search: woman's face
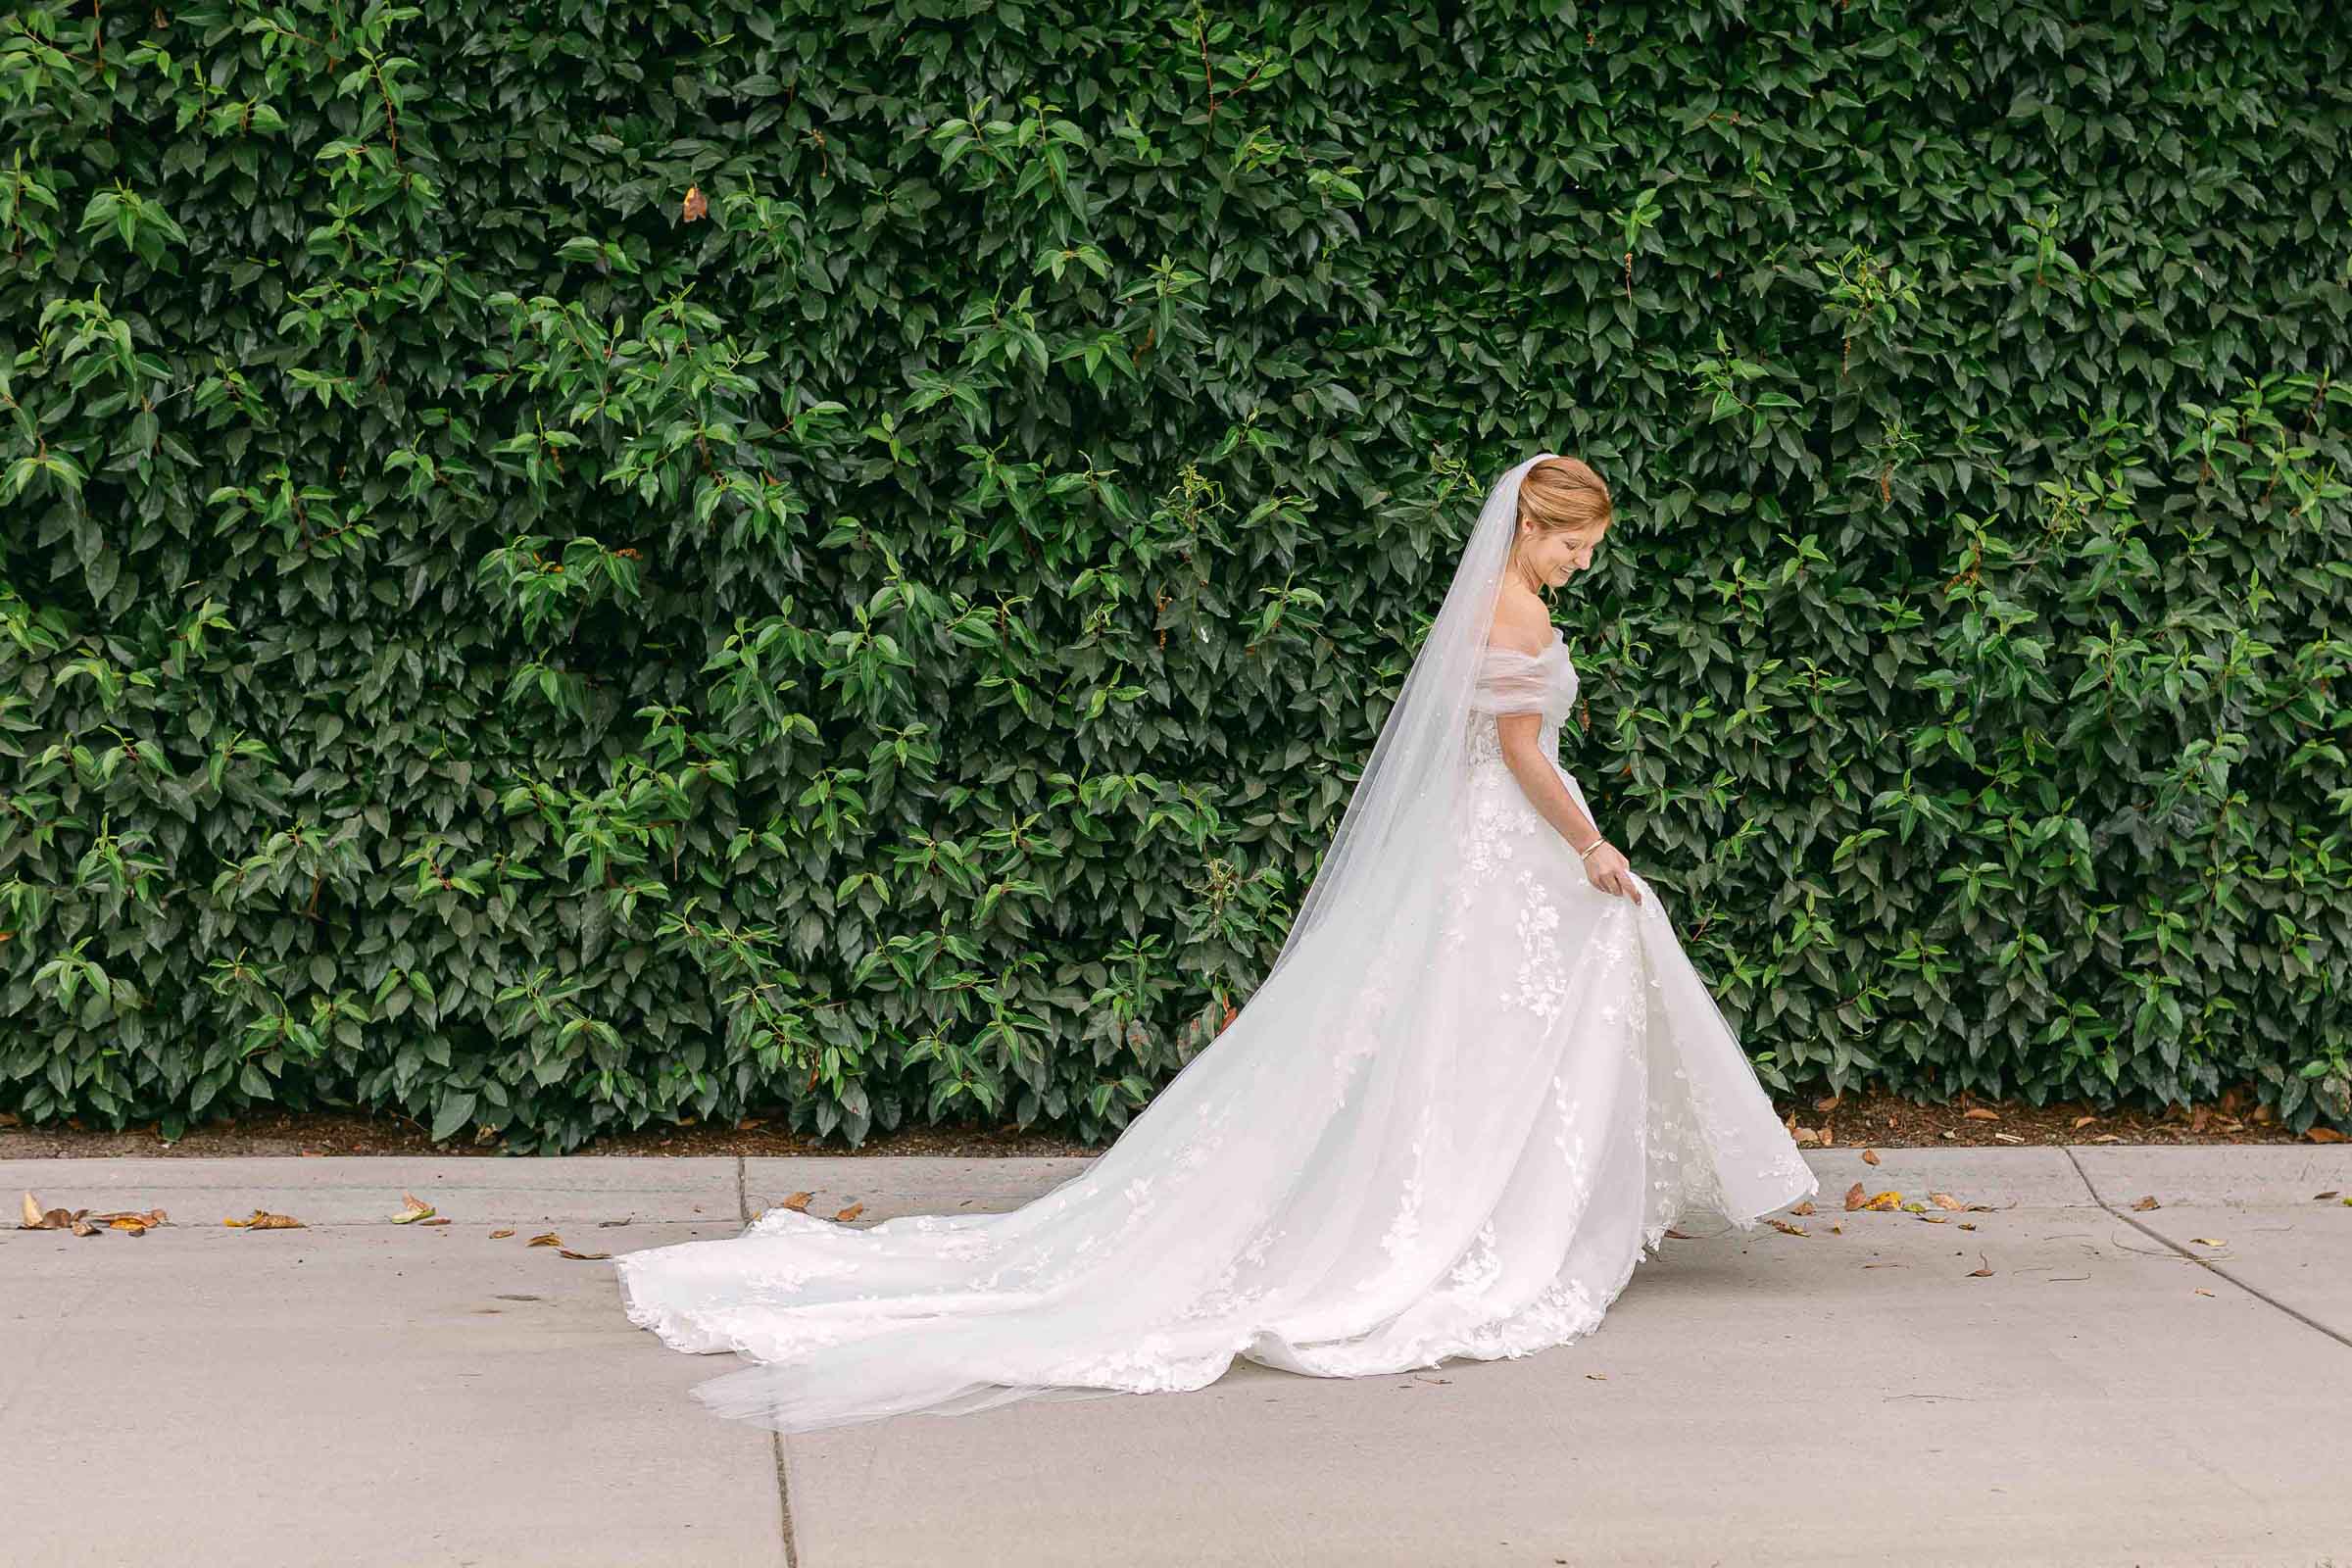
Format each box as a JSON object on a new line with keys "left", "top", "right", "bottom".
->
{"left": 1516, "top": 518, "right": 1608, "bottom": 587}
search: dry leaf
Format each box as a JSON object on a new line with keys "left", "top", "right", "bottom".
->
{"left": 225, "top": 1209, "right": 304, "bottom": 1229}
{"left": 1788, "top": 1200, "right": 1815, "bottom": 1215}
{"left": 1767, "top": 1217, "right": 1806, "bottom": 1236}
{"left": 1966, "top": 1255, "right": 1994, "bottom": 1277}
{"left": 2070, "top": 1113, "right": 2101, "bottom": 1129}
{"left": 1958, "top": 1222, "right": 1977, "bottom": 1231}
{"left": 833, "top": 1202, "right": 865, "bottom": 1223}
{"left": 2193, "top": 1288, "right": 2214, "bottom": 1297}
{"left": 1864, "top": 1190, "right": 1903, "bottom": 1211}
{"left": 390, "top": 1193, "right": 437, "bottom": 1224}
{"left": 736, "top": 1117, "right": 764, "bottom": 1131}
{"left": 1991, "top": 1132, "right": 2026, "bottom": 1145}
{"left": 2189, "top": 1236, "right": 2226, "bottom": 1247}
{"left": 527, "top": 1232, "right": 564, "bottom": 1248}
{"left": 2132, "top": 1195, "right": 2161, "bottom": 1211}
{"left": 1843, "top": 1181, "right": 1868, "bottom": 1211}
{"left": 779, "top": 1192, "right": 814, "bottom": 1212}
{"left": 2306, "top": 1126, "right": 2347, "bottom": 1144}
{"left": 557, "top": 1248, "right": 612, "bottom": 1260}
{"left": 418, "top": 1217, "right": 450, "bottom": 1226}
{"left": 20, "top": 1191, "right": 43, "bottom": 1228}
{"left": 488, "top": 1228, "right": 515, "bottom": 1239}
{"left": 1860, "top": 1149, "right": 1880, "bottom": 1165}
{"left": 681, "top": 184, "right": 707, "bottom": 221}
{"left": 2089, "top": 1133, "right": 2122, "bottom": 1144}
{"left": 1963, "top": 1108, "right": 2001, "bottom": 1122}
{"left": 1928, "top": 1191, "right": 1966, "bottom": 1209}
{"left": 2311, "top": 1191, "right": 2339, "bottom": 1201}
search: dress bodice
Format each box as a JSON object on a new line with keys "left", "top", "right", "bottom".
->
{"left": 1465, "top": 634, "right": 1578, "bottom": 768}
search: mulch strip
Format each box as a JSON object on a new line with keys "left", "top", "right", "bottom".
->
{"left": 1, "top": 1085, "right": 2338, "bottom": 1158}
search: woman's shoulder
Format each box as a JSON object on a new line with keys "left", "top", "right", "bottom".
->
{"left": 1484, "top": 614, "right": 1560, "bottom": 660}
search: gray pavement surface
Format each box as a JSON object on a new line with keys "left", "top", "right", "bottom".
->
{"left": 4, "top": 1147, "right": 2348, "bottom": 1567}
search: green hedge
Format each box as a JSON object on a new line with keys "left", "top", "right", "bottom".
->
{"left": 3, "top": 2, "right": 2348, "bottom": 1152}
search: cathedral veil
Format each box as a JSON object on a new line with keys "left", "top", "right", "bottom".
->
{"left": 1259, "top": 451, "right": 1557, "bottom": 987}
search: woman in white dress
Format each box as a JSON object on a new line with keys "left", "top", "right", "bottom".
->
{"left": 614, "top": 451, "right": 1819, "bottom": 1435}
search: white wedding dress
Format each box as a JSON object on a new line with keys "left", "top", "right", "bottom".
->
{"left": 614, "top": 585, "right": 1820, "bottom": 1434}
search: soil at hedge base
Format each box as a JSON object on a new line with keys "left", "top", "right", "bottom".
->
{"left": 1, "top": 1085, "right": 2338, "bottom": 1158}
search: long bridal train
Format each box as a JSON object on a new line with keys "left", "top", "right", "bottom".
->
{"left": 614, "top": 739, "right": 1818, "bottom": 1435}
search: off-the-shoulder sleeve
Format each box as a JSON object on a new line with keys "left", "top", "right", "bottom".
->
{"left": 1470, "top": 648, "right": 1553, "bottom": 715}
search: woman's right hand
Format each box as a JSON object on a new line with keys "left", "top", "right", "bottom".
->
{"left": 1580, "top": 839, "right": 1642, "bottom": 903}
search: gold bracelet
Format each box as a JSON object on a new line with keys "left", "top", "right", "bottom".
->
{"left": 1578, "top": 837, "right": 1607, "bottom": 860}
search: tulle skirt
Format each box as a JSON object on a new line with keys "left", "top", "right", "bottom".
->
{"left": 614, "top": 758, "right": 1818, "bottom": 1434}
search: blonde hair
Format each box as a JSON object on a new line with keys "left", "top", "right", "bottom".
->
{"left": 1515, "top": 455, "right": 1612, "bottom": 536}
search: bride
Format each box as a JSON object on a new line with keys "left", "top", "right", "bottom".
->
{"left": 614, "top": 451, "right": 1819, "bottom": 1435}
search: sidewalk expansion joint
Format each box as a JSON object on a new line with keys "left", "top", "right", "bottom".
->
{"left": 2060, "top": 1146, "right": 2352, "bottom": 1355}
{"left": 733, "top": 1154, "right": 799, "bottom": 1568}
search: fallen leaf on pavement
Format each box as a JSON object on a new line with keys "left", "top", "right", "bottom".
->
{"left": 2189, "top": 1236, "right": 2226, "bottom": 1247}
{"left": 1928, "top": 1191, "right": 1967, "bottom": 1209}
{"left": 2132, "top": 1195, "right": 2161, "bottom": 1210}
{"left": 778, "top": 1192, "right": 814, "bottom": 1212}
{"left": 1767, "top": 1218, "right": 1806, "bottom": 1236}
{"left": 390, "top": 1194, "right": 437, "bottom": 1224}
{"left": 527, "top": 1232, "right": 563, "bottom": 1248}
{"left": 834, "top": 1202, "right": 865, "bottom": 1223}
{"left": 1966, "top": 1256, "right": 1994, "bottom": 1277}
{"left": 20, "top": 1194, "right": 83, "bottom": 1231}
{"left": 1859, "top": 1149, "right": 1880, "bottom": 1165}
{"left": 225, "top": 1209, "right": 304, "bottom": 1229}
{"left": 557, "top": 1248, "right": 612, "bottom": 1260}
{"left": 488, "top": 1229, "right": 515, "bottom": 1239}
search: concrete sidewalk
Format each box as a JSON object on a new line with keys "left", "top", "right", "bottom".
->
{"left": 4, "top": 1147, "right": 2347, "bottom": 1567}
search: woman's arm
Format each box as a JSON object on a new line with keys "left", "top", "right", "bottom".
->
{"left": 1496, "top": 712, "right": 1599, "bottom": 849}
{"left": 1495, "top": 712, "right": 1642, "bottom": 902}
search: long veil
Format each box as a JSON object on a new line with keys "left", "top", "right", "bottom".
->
{"left": 618, "top": 452, "right": 1619, "bottom": 1434}
{"left": 1260, "top": 450, "right": 1555, "bottom": 983}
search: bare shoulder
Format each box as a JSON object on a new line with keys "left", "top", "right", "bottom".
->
{"left": 1485, "top": 590, "right": 1555, "bottom": 658}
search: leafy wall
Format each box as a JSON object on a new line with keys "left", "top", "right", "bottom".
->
{"left": 3, "top": 1, "right": 2348, "bottom": 1152}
